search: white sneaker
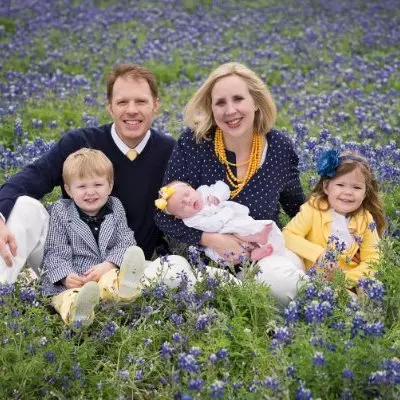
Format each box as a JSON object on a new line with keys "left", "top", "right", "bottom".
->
{"left": 71, "top": 281, "right": 100, "bottom": 327}
{"left": 118, "top": 246, "right": 146, "bottom": 301}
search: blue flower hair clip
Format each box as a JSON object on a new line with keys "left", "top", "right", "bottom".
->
{"left": 316, "top": 149, "right": 340, "bottom": 177}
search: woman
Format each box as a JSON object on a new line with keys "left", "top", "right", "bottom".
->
{"left": 155, "top": 62, "right": 306, "bottom": 305}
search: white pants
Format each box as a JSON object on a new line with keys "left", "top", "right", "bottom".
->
{"left": 143, "top": 251, "right": 307, "bottom": 307}
{"left": 0, "top": 196, "right": 49, "bottom": 283}
{"left": 0, "top": 196, "right": 306, "bottom": 306}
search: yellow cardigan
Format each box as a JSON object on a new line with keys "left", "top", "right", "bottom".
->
{"left": 282, "top": 200, "right": 380, "bottom": 284}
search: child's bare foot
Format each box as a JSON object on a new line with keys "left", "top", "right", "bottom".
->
{"left": 239, "top": 223, "right": 273, "bottom": 245}
{"left": 250, "top": 243, "right": 274, "bottom": 261}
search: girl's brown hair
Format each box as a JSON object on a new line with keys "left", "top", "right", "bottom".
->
{"left": 310, "top": 151, "right": 386, "bottom": 236}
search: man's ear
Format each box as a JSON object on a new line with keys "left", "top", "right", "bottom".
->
{"left": 153, "top": 97, "right": 160, "bottom": 114}
{"left": 106, "top": 102, "right": 113, "bottom": 117}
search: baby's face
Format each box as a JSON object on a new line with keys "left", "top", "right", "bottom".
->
{"left": 166, "top": 184, "right": 203, "bottom": 219}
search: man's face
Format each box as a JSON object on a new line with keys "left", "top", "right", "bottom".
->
{"left": 107, "top": 77, "right": 159, "bottom": 148}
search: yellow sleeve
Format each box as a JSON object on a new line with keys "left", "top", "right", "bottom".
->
{"left": 283, "top": 202, "right": 325, "bottom": 263}
{"left": 345, "top": 214, "right": 380, "bottom": 283}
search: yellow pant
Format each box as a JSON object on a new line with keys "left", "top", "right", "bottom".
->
{"left": 52, "top": 268, "right": 140, "bottom": 325}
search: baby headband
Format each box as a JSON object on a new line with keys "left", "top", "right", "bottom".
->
{"left": 316, "top": 149, "right": 365, "bottom": 178}
{"left": 155, "top": 185, "right": 175, "bottom": 211}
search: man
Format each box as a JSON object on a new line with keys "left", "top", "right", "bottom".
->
{"left": 0, "top": 64, "right": 176, "bottom": 283}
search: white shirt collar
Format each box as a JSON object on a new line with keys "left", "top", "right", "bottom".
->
{"left": 111, "top": 123, "right": 151, "bottom": 155}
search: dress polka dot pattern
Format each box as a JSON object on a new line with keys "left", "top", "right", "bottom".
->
{"left": 155, "top": 127, "right": 305, "bottom": 246}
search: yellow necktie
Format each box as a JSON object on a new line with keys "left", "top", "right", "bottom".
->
{"left": 126, "top": 149, "right": 138, "bottom": 161}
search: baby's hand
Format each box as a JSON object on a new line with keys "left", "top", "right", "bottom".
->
{"left": 207, "top": 195, "right": 220, "bottom": 206}
{"left": 84, "top": 261, "right": 115, "bottom": 282}
{"left": 63, "top": 273, "right": 86, "bottom": 289}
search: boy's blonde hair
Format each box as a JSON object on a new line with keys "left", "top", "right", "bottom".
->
{"left": 63, "top": 148, "right": 114, "bottom": 187}
{"left": 184, "top": 62, "right": 277, "bottom": 142}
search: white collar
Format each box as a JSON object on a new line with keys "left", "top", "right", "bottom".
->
{"left": 111, "top": 123, "right": 151, "bottom": 155}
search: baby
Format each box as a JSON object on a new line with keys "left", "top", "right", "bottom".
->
{"left": 155, "top": 180, "right": 286, "bottom": 262}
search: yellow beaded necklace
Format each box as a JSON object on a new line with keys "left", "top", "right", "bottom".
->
{"left": 214, "top": 127, "right": 264, "bottom": 198}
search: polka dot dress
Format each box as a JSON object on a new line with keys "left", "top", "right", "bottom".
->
{"left": 155, "top": 127, "right": 305, "bottom": 245}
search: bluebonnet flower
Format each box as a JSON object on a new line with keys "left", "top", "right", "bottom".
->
{"left": 304, "top": 283, "right": 318, "bottom": 300}
{"left": 295, "top": 382, "right": 312, "bottom": 400}
{"left": 118, "top": 370, "right": 130, "bottom": 381}
{"left": 209, "top": 380, "right": 224, "bottom": 398}
{"left": 181, "top": 395, "right": 192, "bottom": 400}
{"left": 160, "top": 342, "right": 174, "bottom": 359}
{"left": 98, "top": 321, "right": 118, "bottom": 340}
{"left": 368, "top": 221, "right": 377, "bottom": 232}
{"left": 189, "top": 347, "right": 201, "bottom": 357}
{"left": 143, "top": 338, "right": 152, "bottom": 346}
{"left": 170, "top": 313, "right": 184, "bottom": 325}
{"left": 358, "top": 277, "right": 385, "bottom": 303}
{"left": 188, "top": 378, "right": 204, "bottom": 391}
{"left": 72, "top": 362, "right": 84, "bottom": 382}
{"left": 19, "top": 286, "right": 36, "bottom": 304}
{"left": 313, "top": 351, "right": 326, "bottom": 367}
{"left": 172, "top": 332, "right": 185, "bottom": 343}
{"left": 284, "top": 300, "right": 300, "bottom": 325}
{"left": 341, "top": 388, "right": 353, "bottom": 400}
{"left": 209, "top": 353, "right": 218, "bottom": 365}
{"left": 304, "top": 300, "right": 332, "bottom": 324}
{"left": 44, "top": 351, "right": 56, "bottom": 363}
{"left": 351, "top": 312, "right": 367, "bottom": 337}
{"left": 363, "top": 322, "right": 384, "bottom": 337}
{"left": 287, "top": 363, "right": 297, "bottom": 377}
{"left": 262, "top": 376, "right": 280, "bottom": 391}
{"left": 273, "top": 326, "right": 291, "bottom": 345}
{"left": 352, "top": 234, "right": 362, "bottom": 245}
{"left": 342, "top": 368, "right": 354, "bottom": 380}
{"left": 177, "top": 353, "right": 199, "bottom": 373}
{"left": 216, "top": 348, "right": 229, "bottom": 360}
{"left": 27, "top": 344, "right": 35, "bottom": 354}
{"left": 39, "top": 336, "right": 48, "bottom": 347}
{"left": 135, "top": 370, "right": 143, "bottom": 380}
{"left": 195, "top": 312, "right": 215, "bottom": 330}
{"left": 316, "top": 149, "right": 340, "bottom": 177}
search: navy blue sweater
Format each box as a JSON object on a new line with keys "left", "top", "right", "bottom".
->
{"left": 155, "top": 128, "right": 305, "bottom": 245}
{"left": 0, "top": 124, "right": 176, "bottom": 259}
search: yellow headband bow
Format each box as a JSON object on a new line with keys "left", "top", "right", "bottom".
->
{"left": 155, "top": 185, "right": 176, "bottom": 211}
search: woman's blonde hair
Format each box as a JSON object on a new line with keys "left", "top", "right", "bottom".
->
{"left": 63, "top": 148, "right": 114, "bottom": 187}
{"left": 184, "top": 62, "right": 277, "bottom": 142}
{"left": 310, "top": 151, "right": 386, "bottom": 236}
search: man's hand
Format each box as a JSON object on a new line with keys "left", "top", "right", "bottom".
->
{"left": 83, "top": 261, "right": 115, "bottom": 282}
{"left": 201, "top": 232, "right": 250, "bottom": 263}
{"left": 64, "top": 273, "right": 86, "bottom": 289}
{"left": 0, "top": 220, "right": 17, "bottom": 267}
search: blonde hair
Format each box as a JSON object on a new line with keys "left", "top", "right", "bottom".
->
{"left": 310, "top": 151, "right": 386, "bottom": 236}
{"left": 184, "top": 62, "right": 277, "bottom": 142}
{"left": 63, "top": 148, "right": 114, "bottom": 187}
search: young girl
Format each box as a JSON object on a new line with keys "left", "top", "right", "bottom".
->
{"left": 283, "top": 149, "right": 385, "bottom": 286}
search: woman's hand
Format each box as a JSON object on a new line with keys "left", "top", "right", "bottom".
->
{"left": 63, "top": 273, "right": 86, "bottom": 289}
{"left": 200, "top": 232, "right": 250, "bottom": 263}
{"left": 83, "top": 261, "right": 115, "bottom": 282}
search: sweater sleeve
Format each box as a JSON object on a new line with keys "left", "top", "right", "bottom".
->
{"left": 0, "top": 131, "right": 85, "bottom": 220}
{"left": 278, "top": 134, "right": 305, "bottom": 218}
{"left": 154, "top": 129, "right": 203, "bottom": 245}
{"left": 283, "top": 202, "right": 325, "bottom": 263}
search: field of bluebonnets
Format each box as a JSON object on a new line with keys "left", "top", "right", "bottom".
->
{"left": 1, "top": 0, "right": 400, "bottom": 398}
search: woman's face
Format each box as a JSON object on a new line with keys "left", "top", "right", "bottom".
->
{"left": 211, "top": 74, "right": 257, "bottom": 143}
